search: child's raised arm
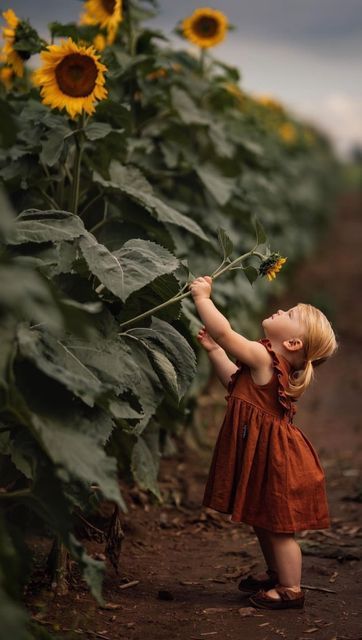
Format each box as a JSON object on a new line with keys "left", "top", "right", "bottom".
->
{"left": 190, "top": 276, "right": 270, "bottom": 370}
{"left": 197, "top": 327, "right": 238, "bottom": 389}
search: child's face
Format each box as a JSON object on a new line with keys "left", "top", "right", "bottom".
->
{"left": 262, "top": 306, "right": 304, "bottom": 343}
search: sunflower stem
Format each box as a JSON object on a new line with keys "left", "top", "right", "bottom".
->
{"left": 124, "top": 0, "right": 136, "bottom": 57}
{"left": 200, "top": 47, "right": 206, "bottom": 75}
{"left": 118, "top": 248, "right": 258, "bottom": 329}
{"left": 69, "top": 114, "right": 85, "bottom": 215}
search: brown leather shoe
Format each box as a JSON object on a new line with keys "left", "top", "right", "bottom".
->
{"left": 238, "top": 569, "right": 278, "bottom": 593}
{"left": 248, "top": 584, "right": 305, "bottom": 610}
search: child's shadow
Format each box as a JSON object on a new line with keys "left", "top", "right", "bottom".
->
{"left": 168, "top": 583, "right": 251, "bottom": 607}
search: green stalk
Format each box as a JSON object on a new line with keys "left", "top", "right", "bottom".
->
{"left": 0, "top": 489, "right": 32, "bottom": 500}
{"left": 119, "top": 247, "right": 262, "bottom": 330}
{"left": 69, "top": 114, "right": 85, "bottom": 215}
{"left": 200, "top": 47, "right": 206, "bottom": 75}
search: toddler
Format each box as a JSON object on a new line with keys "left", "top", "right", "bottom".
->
{"left": 189, "top": 275, "right": 338, "bottom": 610}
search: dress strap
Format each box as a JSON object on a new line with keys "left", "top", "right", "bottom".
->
{"left": 258, "top": 338, "right": 297, "bottom": 422}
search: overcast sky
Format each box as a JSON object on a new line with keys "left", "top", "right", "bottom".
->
{"left": 1, "top": 0, "right": 361, "bottom": 157}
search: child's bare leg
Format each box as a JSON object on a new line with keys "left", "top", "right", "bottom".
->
{"left": 252, "top": 526, "right": 278, "bottom": 579}
{"left": 262, "top": 531, "right": 302, "bottom": 599}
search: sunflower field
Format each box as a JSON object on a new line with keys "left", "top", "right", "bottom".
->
{"left": 0, "top": 1, "right": 340, "bottom": 636}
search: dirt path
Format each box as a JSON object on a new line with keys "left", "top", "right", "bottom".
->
{"left": 27, "top": 194, "right": 362, "bottom": 640}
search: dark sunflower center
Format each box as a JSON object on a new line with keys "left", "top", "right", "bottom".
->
{"left": 102, "top": 0, "right": 116, "bottom": 14}
{"left": 55, "top": 53, "right": 98, "bottom": 98}
{"left": 194, "top": 16, "right": 219, "bottom": 38}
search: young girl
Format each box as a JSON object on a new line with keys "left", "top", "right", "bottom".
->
{"left": 189, "top": 275, "right": 338, "bottom": 610}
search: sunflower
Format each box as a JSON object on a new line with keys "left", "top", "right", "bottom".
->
{"left": 258, "top": 253, "right": 287, "bottom": 282}
{"left": 255, "top": 94, "right": 283, "bottom": 113}
{"left": 223, "top": 82, "right": 244, "bottom": 105}
{"left": 33, "top": 38, "right": 108, "bottom": 119}
{"left": 182, "top": 8, "right": 228, "bottom": 49}
{"left": 0, "top": 65, "right": 14, "bottom": 89}
{"left": 80, "top": 0, "right": 122, "bottom": 44}
{"left": 2, "top": 9, "right": 24, "bottom": 76}
{"left": 278, "top": 122, "right": 297, "bottom": 144}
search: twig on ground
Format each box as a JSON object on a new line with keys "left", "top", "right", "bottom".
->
{"left": 301, "top": 584, "right": 337, "bottom": 593}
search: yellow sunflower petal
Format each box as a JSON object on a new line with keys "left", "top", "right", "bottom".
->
{"left": 80, "top": 0, "right": 122, "bottom": 41}
{"left": 2, "top": 9, "right": 19, "bottom": 29}
{"left": 34, "top": 38, "right": 108, "bottom": 119}
{"left": 182, "top": 8, "right": 228, "bottom": 49}
{"left": 1, "top": 8, "right": 24, "bottom": 77}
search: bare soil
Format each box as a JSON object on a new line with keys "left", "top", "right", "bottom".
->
{"left": 26, "top": 193, "right": 362, "bottom": 640}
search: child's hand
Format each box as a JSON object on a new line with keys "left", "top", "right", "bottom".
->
{"left": 197, "top": 327, "right": 221, "bottom": 353}
{"left": 189, "top": 275, "right": 212, "bottom": 300}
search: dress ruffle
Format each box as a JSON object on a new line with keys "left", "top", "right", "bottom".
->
{"left": 258, "top": 338, "right": 297, "bottom": 422}
{"left": 225, "top": 338, "right": 297, "bottom": 422}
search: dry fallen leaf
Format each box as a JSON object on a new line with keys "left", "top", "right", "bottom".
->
{"left": 305, "top": 628, "right": 319, "bottom": 633}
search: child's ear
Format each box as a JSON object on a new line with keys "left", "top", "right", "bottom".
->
{"left": 283, "top": 338, "right": 304, "bottom": 352}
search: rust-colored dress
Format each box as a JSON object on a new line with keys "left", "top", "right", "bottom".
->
{"left": 202, "top": 338, "right": 330, "bottom": 533}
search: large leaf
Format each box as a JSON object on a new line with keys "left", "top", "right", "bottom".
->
{"left": 30, "top": 456, "right": 106, "bottom": 604}
{"left": 16, "top": 326, "right": 108, "bottom": 407}
{"left": 79, "top": 234, "right": 179, "bottom": 302}
{"left": 196, "top": 164, "right": 235, "bottom": 206}
{"left": 119, "top": 272, "right": 182, "bottom": 325}
{"left": 131, "top": 435, "right": 162, "bottom": 501}
{"left": 113, "top": 239, "right": 179, "bottom": 300}
{"left": 83, "top": 122, "right": 113, "bottom": 140}
{"left": 0, "top": 587, "right": 31, "bottom": 640}
{"left": 78, "top": 232, "right": 126, "bottom": 301}
{"left": 0, "top": 262, "right": 66, "bottom": 335}
{"left": 170, "top": 87, "right": 209, "bottom": 126}
{"left": 119, "top": 338, "right": 164, "bottom": 435}
{"left": 93, "top": 161, "right": 208, "bottom": 242}
{"left": 16, "top": 324, "right": 142, "bottom": 422}
{"left": 6, "top": 209, "right": 86, "bottom": 245}
{"left": 11, "top": 366, "right": 127, "bottom": 513}
{"left": 123, "top": 317, "right": 196, "bottom": 401}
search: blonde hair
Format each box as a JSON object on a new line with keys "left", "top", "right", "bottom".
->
{"left": 285, "top": 303, "right": 338, "bottom": 400}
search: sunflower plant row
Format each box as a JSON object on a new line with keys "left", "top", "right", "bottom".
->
{"left": 0, "top": 1, "right": 339, "bottom": 636}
